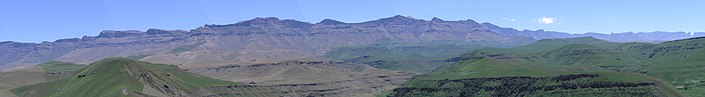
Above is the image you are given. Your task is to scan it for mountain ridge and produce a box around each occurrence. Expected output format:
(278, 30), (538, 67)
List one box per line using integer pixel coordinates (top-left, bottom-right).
(3, 15), (702, 44)
(1, 15), (704, 69)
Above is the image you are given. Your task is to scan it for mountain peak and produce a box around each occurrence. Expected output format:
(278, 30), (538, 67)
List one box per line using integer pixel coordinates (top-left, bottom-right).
(0, 41), (38, 48)
(245, 17), (282, 23)
(317, 19), (346, 25)
(480, 22), (502, 29)
(145, 28), (187, 35)
(203, 17), (313, 28)
(391, 15), (412, 19)
(97, 30), (144, 38)
(378, 15), (417, 21)
(431, 17), (444, 22)
(252, 17), (280, 21)
(219, 17), (283, 27)
(367, 15), (425, 25)
(0, 41), (16, 45)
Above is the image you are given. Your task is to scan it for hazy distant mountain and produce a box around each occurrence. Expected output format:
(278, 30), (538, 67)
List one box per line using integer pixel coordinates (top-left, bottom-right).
(0, 29), (196, 69)
(0, 15), (702, 69)
(481, 23), (704, 43)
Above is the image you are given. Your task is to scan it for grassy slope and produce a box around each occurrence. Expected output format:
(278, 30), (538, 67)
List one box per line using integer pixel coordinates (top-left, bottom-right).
(170, 42), (206, 54)
(614, 37), (705, 96)
(324, 40), (531, 73)
(642, 46), (705, 95)
(542, 44), (648, 71)
(510, 37), (622, 55)
(0, 68), (45, 97)
(0, 61), (84, 97)
(38, 61), (85, 73)
(395, 58), (679, 96)
(11, 58), (239, 97)
(391, 37), (685, 97)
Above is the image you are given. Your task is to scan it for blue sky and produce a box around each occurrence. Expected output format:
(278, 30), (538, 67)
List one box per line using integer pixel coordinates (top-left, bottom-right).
(0, 0), (703, 43)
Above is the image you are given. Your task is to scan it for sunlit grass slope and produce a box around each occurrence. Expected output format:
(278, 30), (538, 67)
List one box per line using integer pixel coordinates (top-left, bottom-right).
(11, 58), (238, 97)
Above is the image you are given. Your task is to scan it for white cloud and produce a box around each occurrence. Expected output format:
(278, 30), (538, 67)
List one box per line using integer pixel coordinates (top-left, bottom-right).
(502, 17), (517, 22)
(535, 17), (557, 24)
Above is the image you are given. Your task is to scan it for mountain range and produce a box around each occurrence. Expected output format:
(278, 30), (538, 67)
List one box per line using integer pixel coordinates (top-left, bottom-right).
(1, 15), (702, 70)
(2, 15), (704, 97)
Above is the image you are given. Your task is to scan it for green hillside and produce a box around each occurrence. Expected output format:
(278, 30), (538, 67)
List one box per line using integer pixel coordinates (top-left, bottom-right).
(392, 57), (679, 96)
(510, 37), (622, 55)
(628, 37), (705, 96)
(38, 61), (85, 73)
(38, 61), (86, 81)
(324, 40), (531, 73)
(388, 37), (697, 97)
(392, 73), (677, 97)
(0, 61), (84, 97)
(542, 44), (648, 71)
(9, 58), (263, 97)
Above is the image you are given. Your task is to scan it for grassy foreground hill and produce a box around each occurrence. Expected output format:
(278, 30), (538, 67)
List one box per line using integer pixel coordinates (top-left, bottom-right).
(10, 58), (287, 97)
(387, 37), (695, 97)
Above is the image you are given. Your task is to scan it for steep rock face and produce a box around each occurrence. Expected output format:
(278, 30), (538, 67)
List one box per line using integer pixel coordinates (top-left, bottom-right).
(142, 16), (530, 68)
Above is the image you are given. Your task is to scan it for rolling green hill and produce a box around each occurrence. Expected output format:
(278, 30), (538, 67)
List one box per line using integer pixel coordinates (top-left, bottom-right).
(623, 37), (705, 96)
(390, 56), (679, 96)
(37, 61), (85, 73)
(387, 37), (701, 97)
(324, 40), (531, 73)
(10, 58), (285, 97)
(0, 61), (84, 97)
(542, 44), (647, 72)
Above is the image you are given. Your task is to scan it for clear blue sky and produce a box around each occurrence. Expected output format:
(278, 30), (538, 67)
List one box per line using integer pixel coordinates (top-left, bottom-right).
(1, 0), (703, 43)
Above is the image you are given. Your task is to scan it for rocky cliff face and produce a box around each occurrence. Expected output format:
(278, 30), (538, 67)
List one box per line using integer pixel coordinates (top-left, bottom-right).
(0, 15), (701, 69)
(141, 15), (533, 68)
